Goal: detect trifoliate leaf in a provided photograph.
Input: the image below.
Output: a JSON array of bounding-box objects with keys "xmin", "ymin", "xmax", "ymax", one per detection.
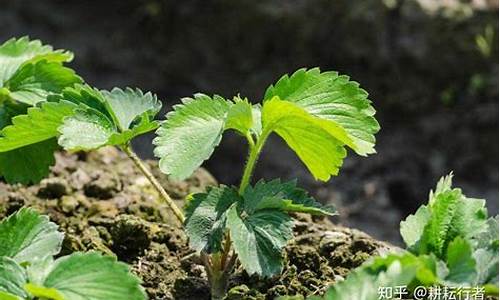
[
  {"xmin": 154, "ymin": 94, "xmax": 230, "ymax": 180},
  {"xmin": 261, "ymin": 97, "xmax": 349, "ymax": 181},
  {"xmin": 34, "ymin": 252, "xmax": 146, "ymax": 300},
  {"xmin": 4, "ymin": 60, "xmax": 81, "ymax": 105},
  {"xmin": 0, "ymin": 139, "xmax": 58, "ymax": 184},
  {"xmin": 58, "ymin": 86, "xmax": 161, "ymax": 150},
  {"xmin": 224, "ymin": 97, "xmax": 253, "ymax": 136},
  {"xmin": 0, "ymin": 101, "xmax": 76, "ymax": 151},
  {"xmin": 184, "ymin": 185, "xmax": 240, "ymax": 253},
  {"xmin": 400, "ymin": 205, "xmax": 430, "ymax": 248},
  {"xmin": 0, "ymin": 257, "xmax": 27, "ymax": 299},
  {"xmin": 227, "ymin": 205, "xmax": 293, "ymax": 277},
  {"xmin": 58, "ymin": 107, "xmax": 115, "ymax": 151},
  {"xmin": 242, "ymin": 179, "xmax": 336, "ymax": 216},
  {"xmin": 0, "ymin": 37, "xmax": 73, "ymax": 85},
  {"xmin": 264, "ymin": 68, "xmax": 379, "ymax": 156},
  {"xmin": 445, "ymin": 237, "xmax": 476, "ymax": 284},
  {"xmin": 0, "ymin": 207, "xmax": 63, "ymax": 264}
]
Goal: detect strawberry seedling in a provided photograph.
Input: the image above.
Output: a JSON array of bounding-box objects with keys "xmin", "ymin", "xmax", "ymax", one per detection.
[{"xmin": 153, "ymin": 68, "xmax": 380, "ymax": 298}]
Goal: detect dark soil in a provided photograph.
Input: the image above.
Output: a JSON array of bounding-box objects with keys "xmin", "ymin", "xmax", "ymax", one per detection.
[{"xmin": 0, "ymin": 148, "xmax": 392, "ymax": 300}]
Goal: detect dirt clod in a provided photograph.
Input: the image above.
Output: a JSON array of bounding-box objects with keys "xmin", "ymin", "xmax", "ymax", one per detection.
[
  {"xmin": 37, "ymin": 178, "xmax": 69, "ymax": 199},
  {"xmin": 84, "ymin": 171, "xmax": 122, "ymax": 199}
]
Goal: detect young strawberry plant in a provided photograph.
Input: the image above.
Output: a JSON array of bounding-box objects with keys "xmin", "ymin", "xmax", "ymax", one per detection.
[
  {"xmin": 284, "ymin": 174, "xmax": 499, "ymax": 300},
  {"xmin": 0, "ymin": 37, "xmax": 183, "ymax": 222},
  {"xmin": 0, "ymin": 207, "xmax": 146, "ymax": 300},
  {"xmin": 152, "ymin": 68, "xmax": 380, "ymax": 298}
]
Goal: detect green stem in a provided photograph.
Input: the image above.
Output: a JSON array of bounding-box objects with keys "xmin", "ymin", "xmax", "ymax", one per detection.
[
  {"xmin": 238, "ymin": 130, "xmax": 270, "ymax": 194},
  {"xmin": 202, "ymin": 235, "xmax": 237, "ymax": 300},
  {"xmin": 122, "ymin": 144, "xmax": 185, "ymax": 224}
]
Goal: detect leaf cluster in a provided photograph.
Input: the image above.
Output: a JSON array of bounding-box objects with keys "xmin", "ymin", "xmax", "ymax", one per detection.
[
  {"xmin": 281, "ymin": 174, "xmax": 499, "ymax": 300},
  {"xmin": 0, "ymin": 37, "xmax": 162, "ymax": 184},
  {"xmin": 185, "ymin": 179, "xmax": 336, "ymax": 277},
  {"xmin": 154, "ymin": 68, "xmax": 379, "ymax": 181},
  {"xmin": 0, "ymin": 208, "xmax": 146, "ymax": 300}
]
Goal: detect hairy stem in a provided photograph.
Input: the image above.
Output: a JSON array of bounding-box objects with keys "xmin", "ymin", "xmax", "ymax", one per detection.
[
  {"xmin": 239, "ymin": 130, "xmax": 270, "ymax": 194},
  {"xmin": 202, "ymin": 237, "xmax": 237, "ymax": 300},
  {"xmin": 122, "ymin": 144, "xmax": 185, "ymax": 223}
]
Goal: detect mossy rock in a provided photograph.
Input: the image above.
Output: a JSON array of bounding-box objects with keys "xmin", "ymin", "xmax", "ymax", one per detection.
[{"xmin": 0, "ymin": 147, "xmax": 394, "ymax": 300}]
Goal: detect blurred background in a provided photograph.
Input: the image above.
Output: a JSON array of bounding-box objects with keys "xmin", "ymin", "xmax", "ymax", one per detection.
[{"xmin": 1, "ymin": 0, "xmax": 498, "ymax": 243}]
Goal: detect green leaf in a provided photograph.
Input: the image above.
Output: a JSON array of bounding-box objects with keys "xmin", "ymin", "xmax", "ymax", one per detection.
[
  {"xmin": 243, "ymin": 179, "xmax": 336, "ymax": 216},
  {"xmin": 400, "ymin": 205, "xmax": 430, "ymax": 248},
  {"xmin": 154, "ymin": 94, "xmax": 231, "ymax": 180},
  {"xmin": 58, "ymin": 107, "xmax": 115, "ymax": 151},
  {"xmin": 4, "ymin": 60, "xmax": 81, "ymax": 105},
  {"xmin": 0, "ymin": 207, "xmax": 63, "ymax": 264},
  {"xmin": 0, "ymin": 36, "xmax": 73, "ymax": 85},
  {"xmin": 108, "ymin": 118, "xmax": 160, "ymax": 146},
  {"xmin": 58, "ymin": 87, "xmax": 160, "ymax": 150},
  {"xmin": 448, "ymin": 197, "xmax": 488, "ymax": 248},
  {"xmin": 473, "ymin": 247, "xmax": 499, "ymax": 286},
  {"xmin": 0, "ymin": 101, "xmax": 28, "ymax": 129},
  {"xmin": 445, "ymin": 237, "xmax": 476, "ymax": 284},
  {"xmin": 101, "ymin": 87, "xmax": 161, "ymax": 132},
  {"xmin": 418, "ymin": 189, "xmax": 461, "ymax": 257},
  {"xmin": 52, "ymin": 85, "xmax": 109, "ymax": 115},
  {"xmin": 474, "ymin": 216, "xmax": 499, "ymax": 249},
  {"xmin": 24, "ymin": 284, "xmax": 63, "ymax": 300},
  {"xmin": 227, "ymin": 205, "xmax": 293, "ymax": 277},
  {"xmin": 405, "ymin": 173, "xmax": 491, "ymax": 259},
  {"xmin": 184, "ymin": 185, "xmax": 240, "ymax": 253},
  {"xmin": 35, "ymin": 252, "xmax": 146, "ymax": 300},
  {"xmin": 0, "ymin": 291, "xmax": 22, "ymax": 300},
  {"xmin": 264, "ymin": 68, "xmax": 379, "ymax": 156},
  {"xmin": 324, "ymin": 253, "xmax": 438, "ymax": 300},
  {"xmin": 251, "ymin": 104, "xmax": 262, "ymax": 136},
  {"xmin": 0, "ymin": 257, "xmax": 27, "ymax": 299},
  {"xmin": 224, "ymin": 97, "xmax": 254, "ymax": 136},
  {"xmin": 261, "ymin": 97, "xmax": 350, "ymax": 181},
  {"xmin": 0, "ymin": 101, "xmax": 76, "ymax": 151},
  {"xmin": 0, "ymin": 139, "xmax": 58, "ymax": 184}
]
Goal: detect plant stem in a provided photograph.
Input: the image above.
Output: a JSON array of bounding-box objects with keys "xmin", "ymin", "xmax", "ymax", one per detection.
[
  {"xmin": 202, "ymin": 242, "xmax": 237, "ymax": 300},
  {"xmin": 122, "ymin": 144, "xmax": 185, "ymax": 224},
  {"xmin": 239, "ymin": 130, "xmax": 270, "ymax": 194}
]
